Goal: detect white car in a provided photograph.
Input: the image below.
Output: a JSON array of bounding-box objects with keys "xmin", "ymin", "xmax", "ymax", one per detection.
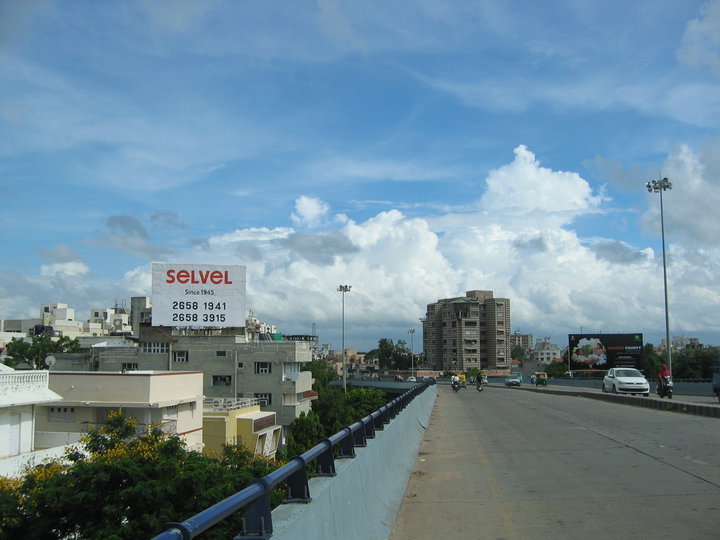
[
  {"xmin": 602, "ymin": 368, "xmax": 650, "ymax": 396},
  {"xmin": 406, "ymin": 376, "xmax": 417, "ymax": 382}
]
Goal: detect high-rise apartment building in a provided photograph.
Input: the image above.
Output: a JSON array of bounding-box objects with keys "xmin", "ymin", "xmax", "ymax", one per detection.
[
  {"xmin": 422, "ymin": 290, "xmax": 511, "ymax": 373},
  {"xmin": 510, "ymin": 331, "xmax": 533, "ymax": 353}
]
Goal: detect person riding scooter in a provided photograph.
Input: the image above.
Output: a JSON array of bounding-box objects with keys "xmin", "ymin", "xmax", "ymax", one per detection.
[{"xmin": 657, "ymin": 364, "xmax": 673, "ymax": 398}]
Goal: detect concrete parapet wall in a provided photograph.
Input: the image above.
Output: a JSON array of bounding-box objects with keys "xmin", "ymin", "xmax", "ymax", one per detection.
[{"xmin": 271, "ymin": 385, "xmax": 437, "ymax": 540}]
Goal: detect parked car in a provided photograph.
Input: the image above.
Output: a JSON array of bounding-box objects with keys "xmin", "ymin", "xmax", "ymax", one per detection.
[
  {"xmin": 504, "ymin": 374, "xmax": 521, "ymax": 387},
  {"xmin": 602, "ymin": 368, "xmax": 650, "ymax": 396},
  {"xmin": 406, "ymin": 376, "xmax": 417, "ymax": 382}
]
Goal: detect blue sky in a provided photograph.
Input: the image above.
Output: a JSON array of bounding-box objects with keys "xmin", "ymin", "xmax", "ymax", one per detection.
[{"xmin": 1, "ymin": 0, "xmax": 719, "ymax": 352}]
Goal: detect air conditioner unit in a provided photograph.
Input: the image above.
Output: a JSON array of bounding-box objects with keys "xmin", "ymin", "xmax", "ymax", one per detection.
[{"xmin": 212, "ymin": 399, "xmax": 223, "ymax": 407}]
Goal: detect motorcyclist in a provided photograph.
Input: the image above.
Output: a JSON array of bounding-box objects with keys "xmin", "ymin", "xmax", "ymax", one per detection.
[
  {"xmin": 657, "ymin": 363, "xmax": 671, "ymax": 381},
  {"xmin": 451, "ymin": 374, "xmax": 460, "ymax": 390},
  {"xmin": 657, "ymin": 363, "xmax": 672, "ymax": 394}
]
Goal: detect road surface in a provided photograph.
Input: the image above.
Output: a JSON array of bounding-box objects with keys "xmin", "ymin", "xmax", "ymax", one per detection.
[{"xmin": 391, "ymin": 385, "xmax": 720, "ymax": 539}]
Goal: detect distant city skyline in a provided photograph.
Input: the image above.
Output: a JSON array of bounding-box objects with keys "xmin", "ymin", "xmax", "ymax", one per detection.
[{"xmin": 1, "ymin": 1, "xmax": 719, "ymax": 353}]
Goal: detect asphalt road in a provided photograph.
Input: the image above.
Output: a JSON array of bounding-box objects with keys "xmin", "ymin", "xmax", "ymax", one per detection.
[{"xmin": 390, "ymin": 385, "xmax": 720, "ymax": 540}]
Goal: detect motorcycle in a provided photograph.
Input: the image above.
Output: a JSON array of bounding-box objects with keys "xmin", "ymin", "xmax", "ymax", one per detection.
[
  {"xmin": 657, "ymin": 374, "xmax": 673, "ymax": 399},
  {"xmin": 476, "ymin": 382, "xmax": 484, "ymax": 392},
  {"xmin": 452, "ymin": 381, "xmax": 460, "ymax": 392}
]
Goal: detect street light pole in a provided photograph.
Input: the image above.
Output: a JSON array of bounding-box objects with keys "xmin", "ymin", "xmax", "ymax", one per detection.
[
  {"xmin": 646, "ymin": 177, "xmax": 673, "ymax": 374},
  {"xmin": 337, "ymin": 285, "xmax": 351, "ymax": 392},
  {"xmin": 407, "ymin": 328, "xmax": 415, "ymax": 378}
]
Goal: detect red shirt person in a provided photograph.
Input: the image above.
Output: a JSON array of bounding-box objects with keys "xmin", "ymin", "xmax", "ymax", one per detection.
[{"xmin": 657, "ymin": 363, "xmax": 671, "ymax": 381}]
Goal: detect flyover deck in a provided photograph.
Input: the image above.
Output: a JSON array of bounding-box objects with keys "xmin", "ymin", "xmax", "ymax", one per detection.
[{"xmin": 390, "ymin": 383, "xmax": 720, "ymax": 539}]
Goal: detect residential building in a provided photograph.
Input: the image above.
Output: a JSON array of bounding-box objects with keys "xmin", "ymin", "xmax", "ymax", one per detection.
[
  {"xmin": 423, "ymin": 290, "xmax": 512, "ymax": 373},
  {"xmin": 5, "ymin": 299, "xmax": 316, "ymax": 442},
  {"xmin": 672, "ymin": 336, "xmax": 702, "ymax": 350},
  {"xmin": 533, "ymin": 337, "xmax": 562, "ymax": 365},
  {"xmin": 134, "ymin": 329, "xmax": 317, "ymax": 438},
  {"xmin": 510, "ymin": 331, "xmax": 534, "ymax": 353},
  {"xmin": 35, "ymin": 370, "xmax": 204, "ymax": 451},
  {"xmin": 203, "ymin": 397, "xmax": 281, "ymax": 458},
  {"xmin": 0, "ymin": 364, "xmax": 64, "ymax": 476},
  {"xmin": 130, "ymin": 296, "xmax": 153, "ymax": 337},
  {"xmin": 0, "ymin": 364, "xmax": 64, "ymax": 459},
  {"xmin": 51, "ymin": 328, "xmax": 317, "ymax": 441}
]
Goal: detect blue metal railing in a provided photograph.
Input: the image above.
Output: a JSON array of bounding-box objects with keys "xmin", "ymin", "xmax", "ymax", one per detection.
[{"xmin": 153, "ymin": 381, "xmax": 432, "ymax": 539}]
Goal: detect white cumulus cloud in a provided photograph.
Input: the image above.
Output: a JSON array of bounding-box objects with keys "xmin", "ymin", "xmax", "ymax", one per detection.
[{"xmin": 291, "ymin": 196, "xmax": 332, "ymax": 228}]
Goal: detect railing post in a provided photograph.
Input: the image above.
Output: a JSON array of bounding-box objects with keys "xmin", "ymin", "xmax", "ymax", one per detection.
[
  {"xmin": 337, "ymin": 427, "xmax": 356, "ymax": 458},
  {"xmin": 314, "ymin": 439, "xmax": 336, "ymax": 476},
  {"xmin": 237, "ymin": 478, "xmax": 273, "ymax": 539},
  {"xmin": 283, "ymin": 456, "xmax": 312, "ymax": 504},
  {"xmin": 352, "ymin": 421, "xmax": 367, "ymax": 447}
]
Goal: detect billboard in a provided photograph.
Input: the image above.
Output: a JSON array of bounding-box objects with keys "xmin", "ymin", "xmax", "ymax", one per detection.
[
  {"xmin": 151, "ymin": 263, "xmax": 246, "ymax": 328},
  {"xmin": 568, "ymin": 333, "xmax": 643, "ymax": 370}
]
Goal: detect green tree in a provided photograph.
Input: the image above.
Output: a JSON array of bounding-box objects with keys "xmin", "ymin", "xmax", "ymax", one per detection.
[
  {"xmin": 392, "ymin": 339, "xmax": 411, "ymax": 370},
  {"xmin": 345, "ymin": 387, "xmax": 386, "ymax": 419},
  {"xmin": 0, "ymin": 411, "xmax": 281, "ymax": 540},
  {"xmin": 286, "ymin": 410, "xmax": 325, "ymax": 457},
  {"xmin": 377, "ymin": 338, "xmax": 395, "ymax": 369},
  {"xmin": 4, "ymin": 335, "xmax": 80, "ymax": 369},
  {"xmin": 303, "ymin": 359, "xmax": 337, "ymax": 391},
  {"xmin": 311, "ymin": 386, "xmax": 355, "ymax": 437},
  {"xmin": 672, "ymin": 347, "xmax": 720, "ymax": 379},
  {"xmin": 640, "ymin": 343, "xmax": 665, "ymax": 377},
  {"xmin": 544, "ymin": 361, "xmax": 568, "ymax": 377},
  {"xmin": 511, "ymin": 344, "xmax": 526, "ymax": 361},
  {"xmin": 364, "ymin": 348, "xmax": 379, "ymax": 363},
  {"xmin": 375, "ymin": 338, "xmax": 412, "ymax": 370}
]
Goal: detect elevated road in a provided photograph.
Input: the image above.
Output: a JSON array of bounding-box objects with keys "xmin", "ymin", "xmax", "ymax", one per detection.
[{"xmin": 391, "ymin": 384, "xmax": 720, "ymax": 539}]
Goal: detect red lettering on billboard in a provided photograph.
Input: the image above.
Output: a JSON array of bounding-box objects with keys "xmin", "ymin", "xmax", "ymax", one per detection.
[{"xmin": 165, "ymin": 269, "xmax": 233, "ymax": 285}]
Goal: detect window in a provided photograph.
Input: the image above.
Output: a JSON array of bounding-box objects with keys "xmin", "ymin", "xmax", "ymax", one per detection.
[
  {"xmin": 255, "ymin": 362, "xmax": 271, "ymax": 374},
  {"xmin": 121, "ymin": 363, "xmax": 138, "ymax": 371},
  {"xmin": 142, "ymin": 342, "xmax": 169, "ymax": 354},
  {"xmin": 173, "ymin": 350, "xmax": 189, "ymax": 363},
  {"xmin": 212, "ymin": 375, "xmax": 232, "ymax": 386},
  {"xmin": 164, "ymin": 405, "xmax": 178, "ymax": 418},
  {"xmin": 48, "ymin": 407, "xmax": 75, "ymax": 422},
  {"xmin": 216, "ymin": 350, "xmax": 227, "ymax": 357},
  {"xmin": 237, "ymin": 362, "xmax": 244, "ymax": 369},
  {"xmin": 254, "ymin": 392, "xmax": 272, "ymax": 405}
]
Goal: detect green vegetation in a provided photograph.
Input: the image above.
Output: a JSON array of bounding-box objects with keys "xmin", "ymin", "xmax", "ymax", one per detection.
[
  {"xmin": 4, "ymin": 335, "xmax": 80, "ymax": 369},
  {"xmin": 287, "ymin": 358, "xmax": 388, "ymax": 457},
  {"xmin": 0, "ymin": 411, "xmax": 282, "ymax": 540},
  {"xmin": 646, "ymin": 345, "xmax": 720, "ymax": 379},
  {"xmin": 365, "ymin": 338, "xmax": 411, "ymax": 370}
]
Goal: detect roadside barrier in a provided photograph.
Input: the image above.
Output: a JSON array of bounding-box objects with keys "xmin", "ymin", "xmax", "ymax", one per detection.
[{"xmin": 152, "ymin": 381, "xmax": 433, "ymax": 539}]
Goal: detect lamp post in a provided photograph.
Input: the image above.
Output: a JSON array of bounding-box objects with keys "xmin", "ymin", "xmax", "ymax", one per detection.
[
  {"xmin": 337, "ymin": 285, "xmax": 351, "ymax": 392},
  {"xmin": 407, "ymin": 328, "xmax": 415, "ymax": 378},
  {"xmin": 646, "ymin": 177, "xmax": 673, "ymax": 374}
]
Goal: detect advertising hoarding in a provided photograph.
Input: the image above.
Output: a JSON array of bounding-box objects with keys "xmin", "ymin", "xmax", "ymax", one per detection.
[
  {"xmin": 568, "ymin": 333, "xmax": 644, "ymax": 370},
  {"xmin": 151, "ymin": 263, "xmax": 246, "ymax": 328}
]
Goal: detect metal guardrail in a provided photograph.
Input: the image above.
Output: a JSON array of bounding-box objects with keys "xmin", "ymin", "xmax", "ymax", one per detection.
[{"xmin": 152, "ymin": 381, "xmax": 433, "ymax": 540}]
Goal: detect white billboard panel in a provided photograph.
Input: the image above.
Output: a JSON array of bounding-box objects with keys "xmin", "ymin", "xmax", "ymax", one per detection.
[{"xmin": 151, "ymin": 263, "xmax": 246, "ymax": 328}]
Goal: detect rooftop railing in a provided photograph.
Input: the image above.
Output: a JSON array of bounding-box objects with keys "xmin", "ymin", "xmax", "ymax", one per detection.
[
  {"xmin": 0, "ymin": 370, "xmax": 50, "ymax": 395},
  {"xmin": 152, "ymin": 381, "xmax": 432, "ymax": 539}
]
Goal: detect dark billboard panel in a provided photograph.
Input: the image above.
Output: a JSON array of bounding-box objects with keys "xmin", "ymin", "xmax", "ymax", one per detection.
[{"xmin": 568, "ymin": 333, "xmax": 643, "ymax": 370}]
